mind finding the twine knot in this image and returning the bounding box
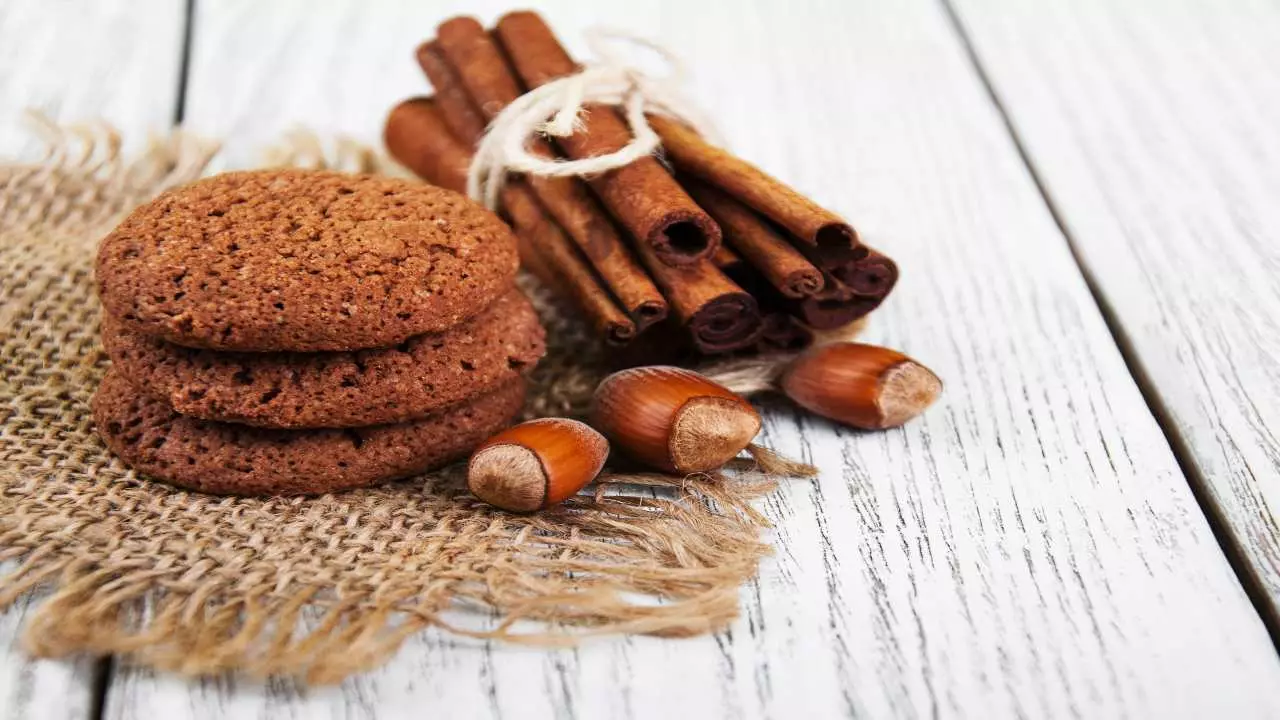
[467,28,717,209]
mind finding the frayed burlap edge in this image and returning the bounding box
[0,116,854,684]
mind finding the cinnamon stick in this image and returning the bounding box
[384,98,636,345]
[649,113,857,251]
[425,21,668,330]
[712,244,867,334]
[711,213,896,330]
[503,191,640,344]
[617,242,759,354]
[829,247,899,300]
[642,256,763,355]
[790,284,874,330]
[798,245,898,321]
[759,313,815,352]
[492,11,722,266]
[712,244,745,274]
[712,246,811,351]
[415,41,489,144]
[384,98,471,191]
[684,178,823,299]
[605,319,695,369]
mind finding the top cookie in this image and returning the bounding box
[96,170,519,351]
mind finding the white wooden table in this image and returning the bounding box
[4,0,1280,717]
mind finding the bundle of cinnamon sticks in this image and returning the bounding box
[384,11,897,359]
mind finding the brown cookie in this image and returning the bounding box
[102,291,545,428]
[96,169,519,351]
[92,370,526,496]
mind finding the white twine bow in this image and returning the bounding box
[467,27,718,210]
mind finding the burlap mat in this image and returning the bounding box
[0,119,805,684]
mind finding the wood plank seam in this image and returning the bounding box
[92,1,196,717]
[173,0,197,124]
[88,658,111,720]
[935,0,1280,651]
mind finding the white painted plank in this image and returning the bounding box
[109,0,1280,718]
[0,582,101,720]
[0,0,186,157]
[949,0,1280,626]
[0,1,186,717]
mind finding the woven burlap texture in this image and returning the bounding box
[0,119,835,684]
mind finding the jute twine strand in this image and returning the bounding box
[0,116,854,684]
[468,28,717,209]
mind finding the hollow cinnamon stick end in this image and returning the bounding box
[650,210,722,267]
[688,292,763,355]
[844,252,899,299]
[634,300,670,333]
[815,222,860,250]
[783,268,826,299]
[606,323,638,347]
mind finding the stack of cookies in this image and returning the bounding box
[92,169,545,496]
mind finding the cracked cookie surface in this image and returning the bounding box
[92,370,527,495]
[96,169,519,351]
[102,291,545,428]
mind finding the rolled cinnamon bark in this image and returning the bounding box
[643,257,763,355]
[714,245,782,310]
[384,98,636,345]
[492,11,722,267]
[425,21,668,330]
[384,98,472,190]
[712,244,871,333]
[502,189,638,345]
[712,245,745,274]
[829,247,899,300]
[714,223,896,330]
[759,313,815,352]
[712,246,811,350]
[434,18,526,120]
[513,231,556,289]
[415,42,489,143]
[792,278,883,330]
[649,114,857,251]
[684,178,823,299]
[802,246,899,321]
[580,238,761,356]
[605,318,695,370]
[624,241,761,354]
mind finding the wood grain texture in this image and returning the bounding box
[97,0,1280,717]
[0,2,185,716]
[0,0,186,157]
[949,0,1280,629]
[0,583,101,720]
